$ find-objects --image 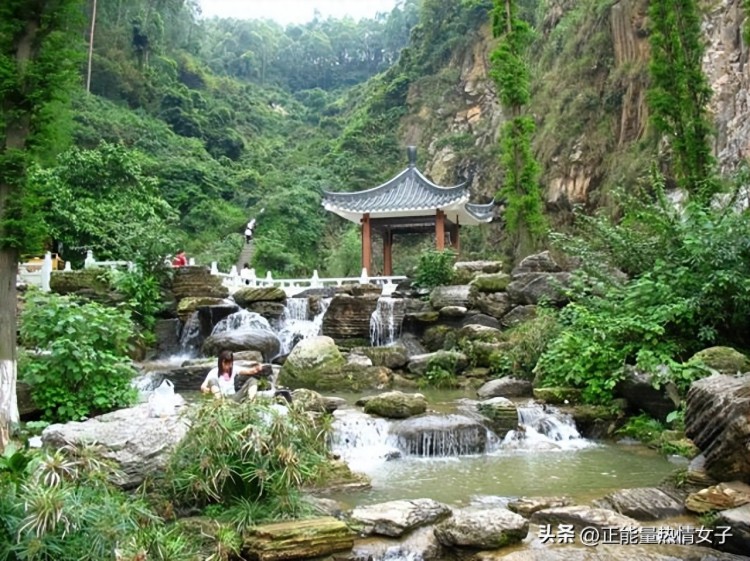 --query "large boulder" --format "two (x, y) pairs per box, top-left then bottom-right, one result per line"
(390, 414), (488, 456)
(348, 498), (451, 537)
(232, 286), (286, 307)
(685, 374), (750, 483)
(500, 305), (536, 328)
(280, 336), (346, 389)
(716, 504), (750, 556)
(469, 273), (511, 293)
(530, 505), (640, 531)
(469, 291), (513, 320)
(41, 403), (188, 489)
(511, 251), (562, 276)
(175, 296), (228, 322)
(171, 266), (227, 299)
(434, 506), (528, 549)
(243, 517), (354, 561)
(476, 397), (519, 439)
(353, 343), (409, 370)
(615, 366), (680, 421)
(430, 285), (471, 309)
(477, 377), (533, 399)
(506, 272), (571, 306)
(689, 346), (750, 374)
(597, 487), (686, 520)
(202, 328), (281, 361)
(407, 350), (468, 376)
(321, 294), (379, 343)
(363, 391), (428, 419)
